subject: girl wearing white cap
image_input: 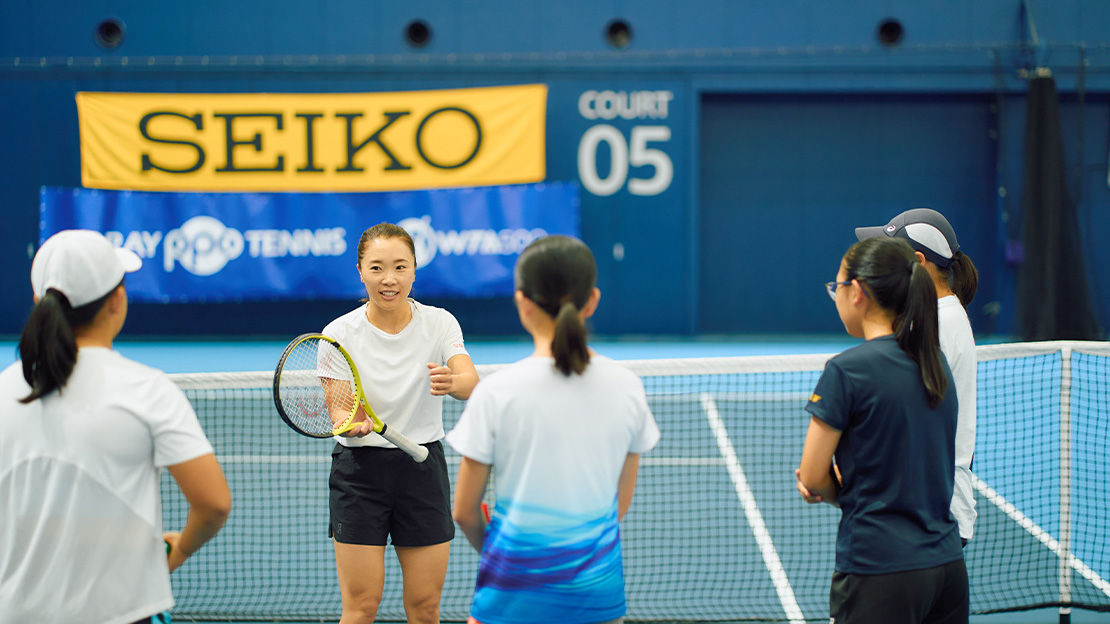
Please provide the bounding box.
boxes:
[855,208,979,546]
[0,230,231,624]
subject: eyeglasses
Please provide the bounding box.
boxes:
[825,281,851,301]
[825,279,870,301]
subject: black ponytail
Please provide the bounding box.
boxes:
[552,300,591,376]
[945,251,979,309]
[845,237,947,408]
[899,262,947,408]
[514,236,597,376]
[19,285,116,403]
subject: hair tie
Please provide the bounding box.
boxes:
[907,260,917,274]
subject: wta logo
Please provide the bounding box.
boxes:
[398,216,548,269]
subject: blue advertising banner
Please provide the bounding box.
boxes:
[39,184,579,302]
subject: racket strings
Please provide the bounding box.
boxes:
[277,338,356,437]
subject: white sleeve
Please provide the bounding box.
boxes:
[938,306,976,471]
[628,377,660,454]
[437,311,470,364]
[445,384,494,464]
[149,377,215,468]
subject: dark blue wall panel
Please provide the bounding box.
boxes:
[0,1,1098,61]
[698,94,998,335]
[1,1,1108,337]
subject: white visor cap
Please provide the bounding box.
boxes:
[31,230,142,308]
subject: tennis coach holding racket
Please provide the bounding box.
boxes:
[0,230,231,624]
[323,222,478,624]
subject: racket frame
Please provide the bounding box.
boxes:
[273,333,429,462]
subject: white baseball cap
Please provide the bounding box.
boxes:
[31,230,142,307]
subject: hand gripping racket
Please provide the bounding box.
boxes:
[273,333,429,462]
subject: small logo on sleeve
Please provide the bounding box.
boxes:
[809,393,822,403]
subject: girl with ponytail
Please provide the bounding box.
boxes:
[856,208,979,547]
[1,230,230,624]
[447,235,660,624]
[797,236,968,624]
[514,233,596,376]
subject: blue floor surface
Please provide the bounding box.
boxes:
[0,332,1028,374]
[1,335,867,374]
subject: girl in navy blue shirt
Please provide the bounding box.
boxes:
[797,236,968,624]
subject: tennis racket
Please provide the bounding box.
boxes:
[273,333,429,463]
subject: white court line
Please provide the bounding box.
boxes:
[701,392,806,624]
[972,474,1110,599]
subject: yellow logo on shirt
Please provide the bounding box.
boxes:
[809,393,821,403]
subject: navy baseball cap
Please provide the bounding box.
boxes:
[855,208,960,268]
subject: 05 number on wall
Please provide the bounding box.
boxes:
[577,125,673,197]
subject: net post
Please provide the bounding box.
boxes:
[1058,345,1073,614]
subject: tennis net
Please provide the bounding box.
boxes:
[162,340,1110,622]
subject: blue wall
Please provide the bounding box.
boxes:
[1,0,1108,338]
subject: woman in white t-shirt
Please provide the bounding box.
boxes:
[447,235,660,624]
[325,222,478,624]
[0,230,231,624]
[856,208,979,545]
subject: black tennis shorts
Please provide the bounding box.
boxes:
[830,558,968,624]
[329,440,455,547]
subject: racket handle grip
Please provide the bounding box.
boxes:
[379,424,430,463]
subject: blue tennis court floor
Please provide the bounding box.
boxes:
[0,335,873,374]
[2,334,1029,374]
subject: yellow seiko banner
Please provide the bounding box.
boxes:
[77,84,546,192]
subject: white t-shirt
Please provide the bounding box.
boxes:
[323,299,469,448]
[938,294,977,540]
[446,355,660,624]
[0,347,214,624]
